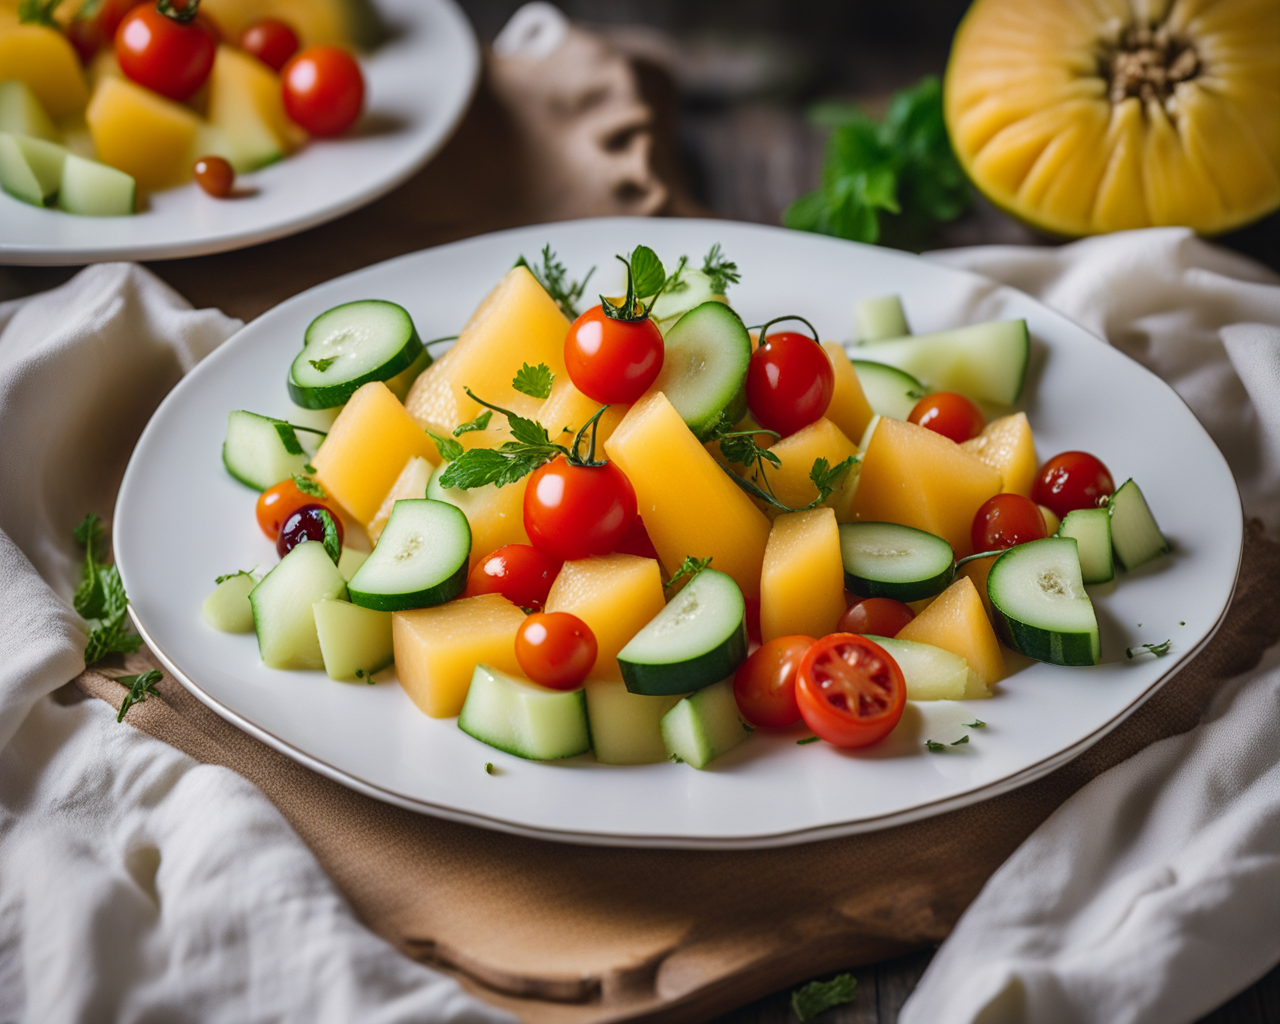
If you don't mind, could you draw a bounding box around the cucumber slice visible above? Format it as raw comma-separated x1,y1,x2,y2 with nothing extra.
459,664,591,761
249,541,349,670
838,522,956,602
0,132,63,206
651,268,727,334
312,598,393,682
854,319,1030,406
288,300,425,409
347,499,470,611
222,410,310,490
866,635,986,700
988,537,1099,666
1109,478,1169,571
618,568,748,696
0,81,59,142
649,301,752,440
855,295,909,341
202,572,257,633
660,678,747,769
585,679,684,765
1058,507,1114,584
850,360,927,420
58,153,135,217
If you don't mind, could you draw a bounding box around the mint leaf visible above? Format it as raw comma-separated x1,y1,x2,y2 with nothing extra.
73,513,143,664
114,669,162,723
427,430,464,463
512,363,554,401
292,474,326,498
318,509,341,565
791,974,857,1021
628,245,666,299
271,419,305,456
452,410,492,437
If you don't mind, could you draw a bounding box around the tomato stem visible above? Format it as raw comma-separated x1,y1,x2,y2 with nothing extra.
749,315,821,348
568,404,610,468
156,0,201,23
955,549,1004,567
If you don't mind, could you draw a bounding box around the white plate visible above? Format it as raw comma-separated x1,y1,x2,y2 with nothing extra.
114,218,1242,850
0,0,477,265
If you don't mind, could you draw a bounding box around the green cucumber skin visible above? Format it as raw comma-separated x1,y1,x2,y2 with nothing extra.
287,301,425,409
990,609,1099,667
620,615,748,696
347,558,468,612
1058,507,1114,584
657,301,752,441
842,565,955,603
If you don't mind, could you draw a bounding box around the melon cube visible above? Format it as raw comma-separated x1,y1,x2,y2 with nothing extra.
895,576,1006,686
208,45,304,172
585,679,683,764
86,76,198,190
764,417,860,521
961,412,1037,498
853,417,1003,557
545,553,665,680
537,375,628,450
312,381,441,525
392,593,526,718
760,508,846,643
822,342,874,444
0,26,89,118
428,462,531,570
367,456,432,543
313,598,393,682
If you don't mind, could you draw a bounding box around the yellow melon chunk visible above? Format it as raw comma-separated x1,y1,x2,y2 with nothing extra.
0,26,88,118
760,508,846,644
392,594,526,718
958,553,998,624
367,456,432,543
895,576,1006,686
545,553,665,680
822,342,874,444
405,267,569,435
764,417,860,521
853,417,1003,557
313,382,440,525
605,391,772,597
86,77,198,191
430,465,531,570
537,375,628,450
961,412,1036,498
207,45,305,173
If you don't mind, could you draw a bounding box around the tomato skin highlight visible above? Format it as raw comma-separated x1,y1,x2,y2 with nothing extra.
564,305,664,405
971,493,1049,553
115,4,218,102
256,478,338,539
745,331,834,437
282,46,365,137
523,455,638,562
515,612,598,690
1033,451,1115,519
795,633,906,748
908,391,986,443
465,544,560,611
838,597,915,638
239,18,299,71
734,635,815,728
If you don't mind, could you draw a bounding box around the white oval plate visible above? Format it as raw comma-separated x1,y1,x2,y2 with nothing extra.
114,218,1242,849
0,0,477,265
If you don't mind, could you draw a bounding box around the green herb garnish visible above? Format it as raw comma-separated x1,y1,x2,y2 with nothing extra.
925,740,946,753
601,245,670,322
964,719,986,729
791,973,857,1021
292,474,326,498
512,362,554,401
318,509,342,565
701,243,740,295
797,736,820,745
309,356,338,373
214,568,257,585
113,669,162,723
452,410,493,437
18,0,62,25
73,513,143,666
426,430,465,464
665,555,712,591
485,762,494,774
1126,640,1171,659
952,735,969,746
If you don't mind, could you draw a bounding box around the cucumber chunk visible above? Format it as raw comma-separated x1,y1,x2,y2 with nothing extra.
585,679,684,765
866,635,987,700
838,522,956,602
660,678,747,769
651,268,728,334
58,153,135,216
202,572,257,633
854,319,1030,406
1109,478,1168,571
618,568,748,696
850,360,927,420
288,300,425,409
0,81,59,142
312,598,393,682
0,131,63,206
649,301,751,440
855,295,909,342
1058,507,1114,584
249,541,349,669
459,664,591,761
987,537,1099,666
347,499,470,611
222,410,310,490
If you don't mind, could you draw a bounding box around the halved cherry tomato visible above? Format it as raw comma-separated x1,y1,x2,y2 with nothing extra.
745,331,834,437
733,635,814,728
971,493,1048,553
115,1,218,102
515,612,597,690
795,633,906,748
564,305,664,405
523,455,637,561
465,544,560,611
1033,451,1114,519
838,597,915,638
282,45,365,137
239,17,298,71
907,391,985,443
613,514,659,561
256,477,337,540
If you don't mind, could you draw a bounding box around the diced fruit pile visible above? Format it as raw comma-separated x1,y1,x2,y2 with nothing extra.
0,0,373,215
207,242,1170,770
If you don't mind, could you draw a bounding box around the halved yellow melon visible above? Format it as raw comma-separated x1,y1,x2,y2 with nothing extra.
946,0,1280,235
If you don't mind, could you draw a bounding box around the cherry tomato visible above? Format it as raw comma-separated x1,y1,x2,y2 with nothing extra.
282,46,365,138
907,391,986,443
256,478,337,539
66,0,147,64
563,305,664,405
115,2,218,102
193,155,234,197
1033,451,1115,520
745,331,834,437
277,504,343,559
795,633,906,748
465,544,560,611
515,612,597,690
971,493,1048,553
838,597,915,639
614,514,659,561
733,635,814,728
523,455,637,561
239,17,298,71
743,596,762,646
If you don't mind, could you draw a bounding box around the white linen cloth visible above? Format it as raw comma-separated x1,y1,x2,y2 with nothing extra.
899,228,1280,1024
0,264,512,1024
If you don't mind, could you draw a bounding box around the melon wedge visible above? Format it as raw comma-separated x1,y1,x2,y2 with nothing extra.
895,576,1005,687
86,77,198,190
961,412,1037,498
760,508,846,643
208,45,305,173
822,342,874,444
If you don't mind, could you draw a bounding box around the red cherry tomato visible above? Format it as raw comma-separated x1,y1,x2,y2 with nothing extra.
971,493,1049,553
745,331,834,437
613,514,659,561
239,17,298,71
277,504,343,559
907,391,986,443
743,596,762,646
523,455,637,562
282,46,365,137
1033,451,1115,519
115,2,218,102
256,478,337,539
838,597,915,639
795,633,906,748
66,0,147,64
733,635,815,729
515,612,597,690
563,305,664,405
465,544,560,611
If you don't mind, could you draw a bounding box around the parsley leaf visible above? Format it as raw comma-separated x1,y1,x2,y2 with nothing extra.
292,474,326,498
925,739,946,753
1126,640,1172,659
517,246,594,320
951,735,970,746
512,363,554,401
665,555,712,591
701,243,740,294
964,719,986,729
628,245,666,300
113,669,162,723
73,514,143,665
309,356,338,372
791,974,857,1021
809,456,857,507
214,568,257,585
426,430,465,464
452,410,492,437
